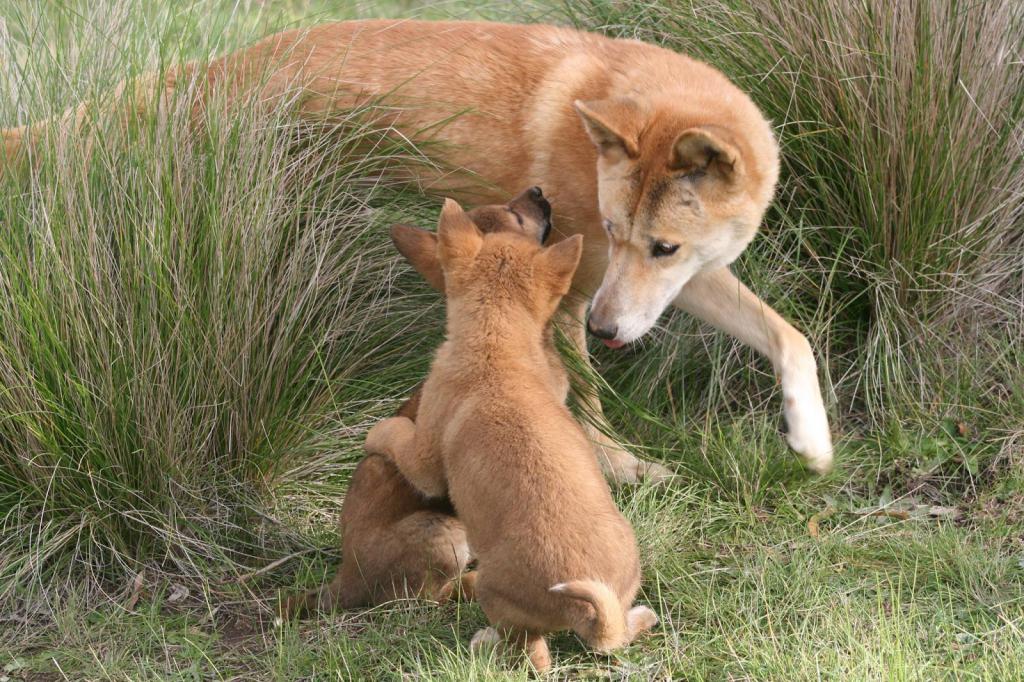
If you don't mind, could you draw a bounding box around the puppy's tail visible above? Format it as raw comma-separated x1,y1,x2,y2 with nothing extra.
549,579,627,652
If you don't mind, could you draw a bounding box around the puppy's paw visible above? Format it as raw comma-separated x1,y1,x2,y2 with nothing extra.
364,416,414,456
626,605,659,639
470,626,503,654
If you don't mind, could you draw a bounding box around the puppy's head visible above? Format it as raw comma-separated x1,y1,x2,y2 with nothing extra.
573,96,780,347
390,186,553,293
437,199,582,323
469,185,553,246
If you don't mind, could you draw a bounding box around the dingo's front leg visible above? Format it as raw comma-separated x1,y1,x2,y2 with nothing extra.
364,416,448,497
556,298,674,485
673,267,833,473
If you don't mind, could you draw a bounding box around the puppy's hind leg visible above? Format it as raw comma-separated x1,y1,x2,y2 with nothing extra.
523,633,551,673
458,570,479,601
474,576,555,671
470,627,550,673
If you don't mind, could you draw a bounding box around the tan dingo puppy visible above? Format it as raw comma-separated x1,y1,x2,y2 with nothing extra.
285,188,556,616
283,400,471,616
2,20,833,479
365,199,657,672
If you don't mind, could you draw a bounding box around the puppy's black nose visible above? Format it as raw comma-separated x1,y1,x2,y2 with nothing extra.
587,317,618,340
540,220,552,244
529,186,543,198
537,194,552,220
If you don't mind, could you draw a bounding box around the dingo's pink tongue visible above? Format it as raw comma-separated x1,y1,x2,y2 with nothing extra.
602,338,626,349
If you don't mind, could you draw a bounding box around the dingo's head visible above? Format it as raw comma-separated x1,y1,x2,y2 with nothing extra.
574,97,779,347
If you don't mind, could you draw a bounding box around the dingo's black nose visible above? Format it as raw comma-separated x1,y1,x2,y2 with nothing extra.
587,318,618,340
529,186,543,198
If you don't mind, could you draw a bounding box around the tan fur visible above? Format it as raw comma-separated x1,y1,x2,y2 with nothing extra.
365,199,657,672
283,390,473,617
285,189,556,617
1,19,832,475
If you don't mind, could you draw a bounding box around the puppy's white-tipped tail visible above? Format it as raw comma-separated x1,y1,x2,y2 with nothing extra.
549,579,627,652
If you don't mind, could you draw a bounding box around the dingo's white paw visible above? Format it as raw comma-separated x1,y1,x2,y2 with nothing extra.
782,379,833,474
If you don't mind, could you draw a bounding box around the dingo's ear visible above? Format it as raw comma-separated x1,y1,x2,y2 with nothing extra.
538,234,583,296
437,198,482,268
391,224,444,292
670,127,744,181
574,98,642,159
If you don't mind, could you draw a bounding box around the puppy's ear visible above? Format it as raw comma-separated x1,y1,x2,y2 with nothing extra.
670,126,744,182
437,198,482,267
391,224,444,292
538,234,583,296
573,98,642,160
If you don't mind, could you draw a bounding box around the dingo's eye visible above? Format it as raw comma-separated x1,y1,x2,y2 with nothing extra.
602,218,614,234
652,241,680,258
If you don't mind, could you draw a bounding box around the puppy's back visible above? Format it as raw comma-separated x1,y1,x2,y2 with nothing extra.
446,380,637,599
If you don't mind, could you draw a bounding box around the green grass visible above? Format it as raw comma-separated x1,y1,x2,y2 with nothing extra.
6,483,1024,679
1,0,1023,679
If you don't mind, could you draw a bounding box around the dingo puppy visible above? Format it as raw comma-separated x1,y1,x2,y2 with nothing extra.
2,20,833,478
285,188,555,616
283,449,471,615
364,199,657,672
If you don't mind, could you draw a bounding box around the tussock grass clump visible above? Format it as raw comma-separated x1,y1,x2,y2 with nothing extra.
0,109,433,604
0,2,451,609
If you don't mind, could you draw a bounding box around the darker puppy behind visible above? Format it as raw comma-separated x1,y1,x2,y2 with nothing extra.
283,393,472,615
285,187,554,617
365,199,657,671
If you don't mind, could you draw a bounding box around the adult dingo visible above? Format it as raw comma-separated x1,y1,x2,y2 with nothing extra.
2,20,834,479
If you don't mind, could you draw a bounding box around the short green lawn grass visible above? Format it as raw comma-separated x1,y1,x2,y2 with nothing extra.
6,472,1024,679
1,0,1022,679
